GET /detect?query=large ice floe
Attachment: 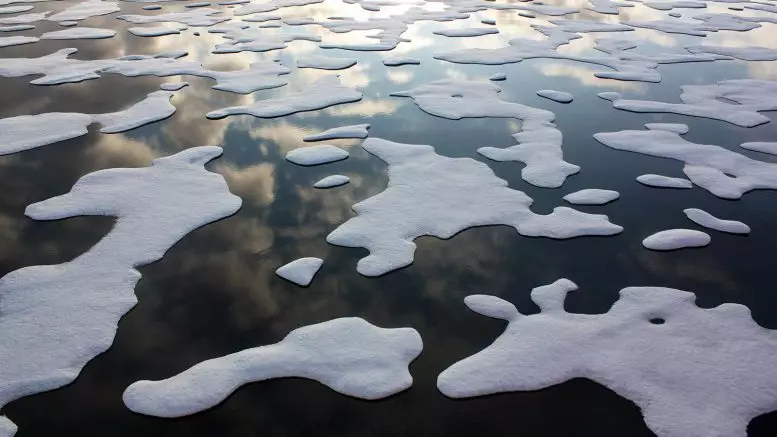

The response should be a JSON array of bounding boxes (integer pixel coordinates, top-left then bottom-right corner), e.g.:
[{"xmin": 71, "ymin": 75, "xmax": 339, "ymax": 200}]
[
  {"xmin": 683, "ymin": 208, "xmax": 750, "ymax": 235},
  {"xmin": 437, "ymin": 279, "xmax": 777, "ymax": 437},
  {"xmin": 327, "ymin": 138, "xmax": 622, "ymax": 276},
  {"xmin": 118, "ymin": 8, "xmax": 229, "ymax": 27},
  {"xmin": 304, "ymin": 124, "xmax": 369, "ymax": 141},
  {"xmin": 599, "ymin": 80, "xmax": 777, "ymax": 127},
  {"xmin": 0, "ymin": 90, "xmax": 176, "ymax": 155},
  {"xmin": 391, "ymin": 80, "xmax": 579, "ymax": 188},
  {"xmin": 47, "ymin": 0, "xmax": 120, "ymax": 22},
  {"xmin": 123, "ymin": 318, "xmax": 423, "ymax": 417},
  {"xmin": 207, "ymin": 22, "xmax": 320, "ymax": 53},
  {"xmin": 594, "ymin": 127, "xmax": 777, "ymax": 199},
  {"xmin": 0, "ymin": 147, "xmax": 241, "ymax": 436}
]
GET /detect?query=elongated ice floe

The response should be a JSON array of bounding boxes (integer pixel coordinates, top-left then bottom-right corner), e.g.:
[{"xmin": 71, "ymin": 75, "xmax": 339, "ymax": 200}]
[
  {"xmin": 0, "ymin": 5, "xmax": 32, "ymax": 14},
  {"xmin": 48, "ymin": 0, "xmax": 120, "ymax": 22},
  {"xmin": 296, "ymin": 55, "xmax": 356, "ymax": 70},
  {"xmin": 686, "ymin": 45, "xmax": 777, "ymax": 61},
  {"xmin": 0, "ymin": 11, "xmax": 49, "ymax": 24},
  {"xmin": 383, "ymin": 57, "xmax": 420, "ymax": 66},
  {"xmin": 118, "ymin": 8, "xmax": 228, "ymax": 27},
  {"xmin": 587, "ymin": 0, "xmax": 633, "ymax": 14},
  {"xmin": 392, "ymin": 80, "xmax": 578, "ymax": 188},
  {"xmin": 683, "ymin": 208, "xmax": 749, "ymax": 235},
  {"xmin": 645, "ymin": 122, "xmax": 688, "ymax": 134},
  {"xmin": 643, "ymin": 229, "xmax": 710, "ymax": 250},
  {"xmin": 0, "ymin": 90, "xmax": 175, "ymax": 155},
  {"xmin": 41, "ymin": 27, "xmax": 116, "ymax": 39},
  {"xmin": 489, "ymin": 73, "xmax": 506, "ymax": 81},
  {"xmin": 636, "ymin": 174, "xmax": 693, "ymax": 189},
  {"xmin": 124, "ymin": 317, "xmax": 422, "ymax": 417},
  {"xmin": 327, "ymin": 138, "xmax": 621, "ymax": 276},
  {"xmin": 209, "ymin": 24, "xmax": 320, "ymax": 53},
  {"xmin": 438, "ymin": 279, "xmax": 777, "ymax": 437},
  {"xmin": 0, "ymin": 35, "xmax": 36, "ymax": 47},
  {"xmin": 314, "ymin": 174, "xmax": 350, "ymax": 188},
  {"xmin": 740, "ymin": 142, "xmax": 777, "ymax": 156},
  {"xmin": 275, "ymin": 257, "xmax": 324, "ymax": 286},
  {"xmin": 207, "ymin": 75, "xmax": 362, "ymax": 119},
  {"xmin": 233, "ymin": 0, "xmax": 323, "ymax": 15},
  {"xmin": 563, "ymin": 189, "xmax": 619, "ymax": 205},
  {"xmin": 128, "ymin": 24, "xmax": 187, "ymax": 36},
  {"xmin": 433, "ymin": 27, "xmax": 498, "ymax": 37},
  {"xmin": 304, "ymin": 124, "xmax": 369, "ymax": 142},
  {"xmin": 0, "ymin": 24, "xmax": 34, "ymax": 31},
  {"xmin": 599, "ymin": 80, "xmax": 777, "ymax": 127},
  {"xmin": 286, "ymin": 145, "xmax": 348, "ymax": 166},
  {"xmin": 0, "ymin": 147, "xmax": 242, "ymax": 436},
  {"xmin": 537, "ymin": 89, "xmax": 573, "ymax": 103},
  {"xmin": 594, "ymin": 127, "xmax": 777, "ymax": 199}
]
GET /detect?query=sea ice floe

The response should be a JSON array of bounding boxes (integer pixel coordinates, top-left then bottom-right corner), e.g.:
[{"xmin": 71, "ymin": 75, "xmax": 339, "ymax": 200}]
[
  {"xmin": 645, "ymin": 123, "xmax": 688, "ymax": 134},
  {"xmin": 594, "ymin": 127, "xmax": 777, "ymax": 199},
  {"xmin": 549, "ymin": 18, "xmax": 633, "ymax": 33},
  {"xmin": 0, "ymin": 11, "xmax": 49, "ymax": 24},
  {"xmin": 129, "ymin": 24, "xmax": 187, "ymax": 36},
  {"xmin": 207, "ymin": 75, "xmax": 362, "ymax": 119},
  {"xmin": 0, "ymin": 147, "xmax": 241, "ymax": 436},
  {"xmin": 297, "ymin": 55, "xmax": 357, "ymax": 70},
  {"xmin": 481, "ymin": 18, "xmax": 495, "ymax": 25},
  {"xmin": 643, "ymin": 229, "xmax": 711, "ymax": 250},
  {"xmin": 314, "ymin": 174, "xmax": 350, "ymax": 188},
  {"xmin": 209, "ymin": 23, "xmax": 320, "ymax": 53},
  {"xmin": 537, "ymin": 89, "xmax": 573, "ymax": 103},
  {"xmin": 123, "ymin": 317, "xmax": 422, "ymax": 417},
  {"xmin": 0, "ymin": 24, "xmax": 34, "ymax": 31},
  {"xmin": 58, "ymin": 21, "xmax": 77, "ymax": 26},
  {"xmin": 286, "ymin": 144, "xmax": 349, "ymax": 166},
  {"xmin": 642, "ymin": 0, "xmax": 705, "ymax": 11},
  {"xmin": 48, "ymin": 0, "xmax": 120, "ymax": 22},
  {"xmin": 433, "ymin": 27, "xmax": 498, "ymax": 37},
  {"xmin": 160, "ymin": 81, "xmax": 188, "ymax": 91},
  {"xmin": 0, "ymin": 35, "xmax": 36, "ymax": 47},
  {"xmin": 636, "ymin": 174, "xmax": 693, "ymax": 189},
  {"xmin": 686, "ymin": 45, "xmax": 777, "ymax": 61},
  {"xmin": 599, "ymin": 80, "xmax": 777, "ymax": 128},
  {"xmin": 118, "ymin": 8, "xmax": 229, "ymax": 27},
  {"xmin": 304, "ymin": 124, "xmax": 369, "ymax": 142},
  {"xmin": 391, "ymin": 80, "xmax": 578, "ymax": 188},
  {"xmin": 437, "ymin": 279, "xmax": 777, "ymax": 437},
  {"xmin": 142, "ymin": 5, "xmax": 161, "ymax": 10},
  {"xmin": 586, "ymin": 0, "xmax": 633, "ymax": 14},
  {"xmin": 489, "ymin": 73, "xmax": 506, "ymax": 81},
  {"xmin": 327, "ymin": 138, "xmax": 621, "ymax": 276},
  {"xmin": 684, "ymin": 208, "xmax": 749, "ymax": 235},
  {"xmin": 0, "ymin": 91, "xmax": 175, "ymax": 155},
  {"xmin": 563, "ymin": 189, "xmax": 619, "ymax": 205},
  {"xmin": 0, "ymin": 5, "xmax": 32, "ymax": 14},
  {"xmin": 740, "ymin": 142, "xmax": 777, "ymax": 156},
  {"xmin": 233, "ymin": 0, "xmax": 323, "ymax": 15},
  {"xmin": 275, "ymin": 257, "xmax": 324, "ymax": 286},
  {"xmin": 185, "ymin": 1, "xmax": 210, "ymax": 7},
  {"xmin": 41, "ymin": 27, "xmax": 116, "ymax": 39},
  {"xmin": 383, "ymin": 57, "xmax": 420, "ymax": 66},
  {"xmin": 625, "ymin": 12, "xmax": 770, "ymax": 36}
]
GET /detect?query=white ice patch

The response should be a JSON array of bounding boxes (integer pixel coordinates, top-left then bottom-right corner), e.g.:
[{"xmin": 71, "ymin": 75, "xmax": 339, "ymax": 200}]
[
  {"xmin": 642, "ymin": 0, "xmax": 705, "ymax": 11},
  {"xmin": 687, "ymin": 45, "xmax": 777, "ymax": 61},
  {"xmin": 438, "ymin": 279, "xmax": 777, "ymax": 437},
  {"xmin": 275, "ymin": 257, "xmax": 324, "ymax": 286},
  {"xmin": 123, "ymin": 317, "xmax": 422, "ymax": 417},
  {"xmin": 740, "ymin": 142, "xmax": 777, "ymax": 156},
  {"xmin": 0, "ymin": 35, "xmax": 36, "ymax": 47},
  {"xmin": 684, "ymin": 208, "xmax": 749, "ymax": 235},
  {"xmin": 209, "ymin": 23, "xmax": 320, "ymax": 53},
  {"xmin": 392, "ymin": 80, "xmax": 578, "ymax": 188},
  {"xmin": 645, "ymin": 123, "xmax": 688, "ymax": 134},
  {"xmin": 129, "ymin": 24, "xmax": 187, "ymax": 36},
  {"xmin": 142, "ymin": 5, "xmax": 161, "ymax": 10},
  {"xmin": 0, "ymin": 91, "xmax": 175, "ymax": 155},
  {"xmin": 599, "ymin": 80, "xmax": 777, "ymax": 128},
  {"xmin": 594, "ymin": 127, "xmax": 777, "ymax": 199},
  {"xmin": 587, "ymin": 0, "xmax": 633, "ymax": 15},
  {"xmin": 563, "ymin": 189, "xmax": 619, "ymax": 205},
  {"xmin": 327, "ymin": 138, "xmax": 622, "ymax": 276},
  {"xmin": 0, "ymin": 11, "xmax": 49, "ymax": 24},
  {"xmin": 481, "ymin": 18, "xmax": 495, "ymax": 25},
  {"xmin": 160, "ymin": 81, "xmax": 188, "ymax": 91},
  {"xmin": 118, "ymin": 8, "xmax": 228, "ymax": 27},
  {"xmin": 286, "ymin": 144, "xmax": 348, "ymax": 166},
  {"xmin": 383, "ymin": 57, "xmax": 420, "ymax": 66},
  {"xmin": 233, "ymin": 0, "xmax": 323, "ymax": 15},
  {"xmin": 207, "ymin": 75, "xmax": 362, "ymax": 119},
  {"xmin": 489, "ymin": 73, "xmax": 506, "ymax": 81},
  {"xmin": 297, "ymin": 55, "xmax": 357, "ymax": 70},
  {"xmin": 0, "ymin": 5, "xmax": 32, "ymax": 14},
  {"xmin": 537, "ymin": 89, "xmax": 573, "ymax": 103},
  {"xmin": 314, "ymin": 174, "xmax": 350, "ymax": 188},
  {"xmin": 0, "ymin": 147, "xmax": 241, "ymax": 435},
  {"xmin": 304, "ymin": 124, "xmax": 369, "ymax": 142},
  {"xmin": 185, "ymin": 1, "xmax": 210, "ymax": 7},
  {"xmin": 433, "ymin": 27, "xmax": 498, "ymax": 37},
  {"xmin": 643, "ymin": 229, "xmax": 710, "ymax": 250},
  {"xmin": 48, "ymin": 0, "xmax": 120, "ymax": 22},
  {"xmin": 0, "ymin": 24, "xmax": 34, "ymax": 31},
  {"xmin": 41, "ymin": 27, "xmax": 116, "ymax": 39},
  {"xmin": 636, "ymin": 174, "xmax": 692, "ymax": 189}
]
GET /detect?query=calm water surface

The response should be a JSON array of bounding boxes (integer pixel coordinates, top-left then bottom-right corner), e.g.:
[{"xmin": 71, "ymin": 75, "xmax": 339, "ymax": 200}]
[{"xmin": 2, "ymin": 0, "xmax": 777, "ymax": 435}]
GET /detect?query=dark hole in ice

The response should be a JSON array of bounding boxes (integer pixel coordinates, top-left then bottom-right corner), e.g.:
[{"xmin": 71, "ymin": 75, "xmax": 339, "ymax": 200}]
[{"xmin": 649, "ymin": 317, "xmax": 665, "ymax": 325}]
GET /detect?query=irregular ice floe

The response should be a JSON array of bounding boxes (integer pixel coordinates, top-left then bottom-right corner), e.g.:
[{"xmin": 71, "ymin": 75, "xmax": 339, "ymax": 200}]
[
  {"xmin": 128, "ymin": 24, "xmax": 187, "ymax": 36},
  {"xmin": 41, "ymin": 27, "xmax": 116, "ymax": 39},
  {"xmin": 118, "ymin": 8, "xmax": 228, "ymax": 26},
  {"xmin": 0, "ymin": 24, "xmax": 34, "ymax": 31},
  {"xmin": 207, "ymin": 75, "xmax": 362, "ymax": 119},
  {"xmin": 242, "ymin": 14, "xmax": 281, "ymax": 22},
  {"xmin": 549, "ymin": 18, "xmax": 633, "ymax": 33},
  {"xmin": 645, "ymin": 122, "xmax": 688, "ymax": 134},
  {"xmin": 383, "ymin": 56, "xmax": 420, "ymax": 66},
  {"xmin": 625, "ymin": 13, "xmax": 772, "ymax": 36},
  {"xmin": 437, "ymin": 279, "xmax": 777, "ymax": 437},
  {"xmin": 741, "ymin": 142, "xmax": 777, "ymax": 156},
  {"xmin": 275, "ymin": 257, "xmax": 324, "ymax": 286},
  {"xmin": 48, "ymin": 0, "xmax": 120, "ymax": 22},
  {"xmin": 586, "ymin": 0, "xmax": 633, "ymax": 15},
  {"xmin": 304, "ymin": 124, "xmax": 369, "ymax": 141},
  {"xmin": 643, "ymin": 229, "xmax": 710, "ymax": 250},
  {"xmin": 233, "ymin": 0, "xmax": 323, "ymax": 15},
  {"xmin": 684, "ymin": 208, "xmax": 749, "ymax": 235},
  {"xmin": 433, "ymin": 27, "xmax": 498, "ymax": 37},
  {"xmin": 537, "ymin": 89, "xmax": 573, "ymax": 103},
  {"xmin": 686, "ymin": 45, "xmax": 777, "ymax": 61},
  {"xmin": 160, "ymin": 81, "xmax": 188, "ymax": 91},
  {"xmin": 314, "ymin": 174, "xmax": 350, "ymax": 188},
  {"xmin": 642, "ymin": 0, "xmax": 705, "ymax": 11},
  {"xmin": 286, "ymin": 144, "xmax": 349, "ymax": 166},
  {"xmin": 0, "ymin": 147, "xmax": 241, "ymax": 435},
  {"xmin": 58, "ymin": 21, "xmax": 77, "ymax": 26},
  {"xmin": 327, "ymin": 138, "xmax": 622, "ymax": 276},
  {"xmin": 0, "ymin": 91, "xmax": 175, "ymax": 155},
  {"xmin": 0, "ymin": 11, "xmax": 49, "ymax": 24},
  {"xmin": 392, "ymin": 80, "xmax": 578, "ymax": 188},
  {"xmin": 599, "ymin": 80, "xmax": 777, "ymax": 128},
  {"xmin": 0, "ymin": 35, "xmax": 36, "ymax": 47},
  {"xmin": 0, "ymin": 5, "xmax": 32, "ymax": 14},
  {"xmin": 489, "ymin": 73, "xmax": 506, "ymax": 81},
  {"xmin": 185, "ymin": 1, "xmax": 210, "ymax": 7},
  {"xmin": 637, "ymin": 174, "xmax": 693, "ymax": 189},
  {"xmin": 297, "ymin": 55, "xmax": 357, "ymax": 70},
  {"xmin": 208, "ymin": 23, "xmax": 320, "ymax": 53},
  {"xmin": 595, "ymin": 128, "xmax": 777, "ymax": 199},
  {"xmin": 123, "ymin": 317, "xmax": 422, "ymax": 417},
  {"xmin": 563, "ymin": 189, "xmax": 619, "ymax": 205}
]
